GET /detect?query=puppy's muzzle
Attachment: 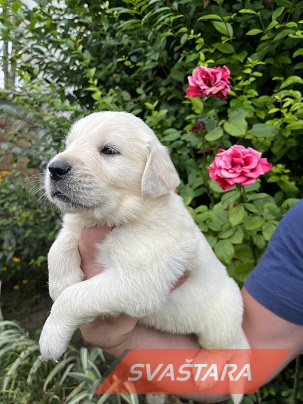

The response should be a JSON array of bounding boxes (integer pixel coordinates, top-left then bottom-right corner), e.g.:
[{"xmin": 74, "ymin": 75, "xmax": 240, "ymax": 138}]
[{"xmin": 48, "ymin": 161, "xmax": 71, "ymax": 182}]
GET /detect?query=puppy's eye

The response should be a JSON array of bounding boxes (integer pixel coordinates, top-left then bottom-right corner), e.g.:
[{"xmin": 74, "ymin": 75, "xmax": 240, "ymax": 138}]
[{"xmin": 100, "ymin": 146, "xmax": 120, "ymax": 155}]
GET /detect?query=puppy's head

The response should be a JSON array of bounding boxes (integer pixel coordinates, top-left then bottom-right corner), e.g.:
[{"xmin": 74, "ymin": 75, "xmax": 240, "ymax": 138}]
[{"xmin": 45, "ymin": 111, "xmax": 179, "ymax": 224}]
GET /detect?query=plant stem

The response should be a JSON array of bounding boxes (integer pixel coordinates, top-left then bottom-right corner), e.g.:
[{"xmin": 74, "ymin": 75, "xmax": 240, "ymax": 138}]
[
  {"xmin": 201, "ymin": 130, "xmax": 207, "ymax": 168},
  {"xmin": 212, "ymin": 97, "xmax": 219, "ymax": 122},
  {"xmin": 258, "ymin": 12, "xmax": 266, "ymax": 32},
  {"xmin": 241, "ymin": 186, "xmax": 248, "ymax": 204}
]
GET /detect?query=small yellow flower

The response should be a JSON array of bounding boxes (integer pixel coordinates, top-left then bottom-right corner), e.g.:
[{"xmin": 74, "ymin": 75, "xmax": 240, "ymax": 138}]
[
  {"xmin": 8, "ymin": 246, "xmax": 13, "ymax": 251},
  {"xmin": 1, "ymin": 171, "xmax": 10, "ymax": 176},
  {"xmin": 13, "ymin": 284, "xmax": 19, "ymax": 291},
  {"xmin": 2, "ymin": 267, "xmax": 7, "ymax": 272},
  {"xmin": 12, "ymin": 257, "xmax": 21, "ymax": 263},
  {"xmin": 22, "ymin": 279, "xmax": 28, "ymax": 285}
]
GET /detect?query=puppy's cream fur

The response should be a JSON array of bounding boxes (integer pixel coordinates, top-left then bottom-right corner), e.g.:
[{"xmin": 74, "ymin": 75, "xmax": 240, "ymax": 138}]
[{"xmin": 40, "ymin": 112, "xmax": 249, "ymax": 403}]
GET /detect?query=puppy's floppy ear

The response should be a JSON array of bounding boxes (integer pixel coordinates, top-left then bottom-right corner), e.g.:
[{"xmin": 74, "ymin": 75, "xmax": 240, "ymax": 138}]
[{"xmin": 141, "ymin": 143, "xmax": 180, "ymax": 198}]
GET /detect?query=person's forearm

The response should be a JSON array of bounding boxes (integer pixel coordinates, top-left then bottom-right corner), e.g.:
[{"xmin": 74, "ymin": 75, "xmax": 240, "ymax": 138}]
[
  {"xmin": 105, "ymin": 323, "xmax": 199, "ymax": 357},
  {"xmin": 106, "ymin": 325, "xmax": 228, "ymax": 403}
]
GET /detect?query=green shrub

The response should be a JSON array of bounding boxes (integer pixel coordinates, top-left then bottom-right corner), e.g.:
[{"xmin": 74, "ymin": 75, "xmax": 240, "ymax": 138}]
[
  {"xmin": 2, "ymin": 0, "xmax": 303, "ymax": 283},
  {"xmin": 0, "ymin": 169, "xmax": 58, "ymax": 297}
]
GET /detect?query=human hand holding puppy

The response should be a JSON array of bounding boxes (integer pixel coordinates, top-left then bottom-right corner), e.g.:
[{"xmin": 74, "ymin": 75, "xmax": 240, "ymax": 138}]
[
  {"xmin": 79, "ymin": 226, "xmax": 192, "ymax": 355},
  {"xmin": 79, "ymin": 226, "xmax": 138, "ymax": 353}
]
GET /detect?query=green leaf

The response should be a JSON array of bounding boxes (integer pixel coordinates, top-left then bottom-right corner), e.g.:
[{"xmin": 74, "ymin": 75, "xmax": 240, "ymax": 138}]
[
  {"xmin": 180, "ymin": 33, "xmax": 188, "ymax": 45},
  {"xmin": 170, "ymin": 68, "xmax": 185, "ymax": 82},
  {"xmin": 239, "ymin": 9, "xmax": 258, "ymax": 14},
  {"xmin": 250, "ymin": 123, "xmax": 277, "ymax": 138},
  {"xmin": 244, "ymin": 203, "xmax": 259, "ymax": 213},
  {"xmin": 285, "ymin": 22, "xmax": 297, "ymax": 28},
  {"xmin": 262, "ymin": 222, "xmax": 276, "ymax": 241},
  {"xmin": 253, "ymin": 234, "xmax": 266, "ymax": 249},
  {"xmin": 213, "ymin": 21, "xmax": 233, "ymax": 38},
  {"xmin": 229, "ymin": 226, "xmax": 244, "ymax": 244},
  {"xmin": 221, "ymin": 190, "xmax": 241, "ymax": 208},
  {"xmin": 122, "ymin": 90, "xmax": 131, "ymax": 101},
  {"xmin": 162, "ymin": 129, "xmax": 181, "ymax": 142},
  {"xmin": 243, "ymin": 182, "xmax": 260, "ymax": 193},
  {"xmin": 232, "ymin": 261, "xmax": 254, "ymax": 282},
  {"xmin": 229, "ymin": 108, "xmax": 248, "ymax": 120},
  {"xmin": 281, "ymin": 198, "xmax": 300, "ymax": 211},
  {"xmin": 199, "ymin": 14, "xmax": 223, "ymax": 21},
  {"xmin": 205, "ymin": 127, "xmax": 223, "ymax": 142},
  {"xmin": 235, "ymin": 244, "xmax": 254, "ymax": 264},
  {"xmin": 207, "ymin": 209, "xmax": 228, "ymax": 231},
  {"xmin": 214, "ymin": 43, "xmax": 235, "ymax": 54},
  {"xmin": 12, "ymin": 1, "xmax": 21, "ymax": 13},
  {"xmin": 277, "ymin": 55, "xmax": 291, "ymax": 64},
  {"xmin": 205, "ymin": 234, "xmax": 217, "ymax": 248},
  {"xmin": 280, "ymin": 76, "xmax": 303, "ymax": 89},
  {"xmin": 232, "ymin": 51, "xmax": 248, "ymax": 62},
  {"xmin": 246, "ymin": 29, "xmax": 263, "ymax": 35},
  {"xmin": 263, "ymin": 203, "xmax": 280, "ymax": 220},
  {"xmin": 272, "ymin": 7, "xmax": 285, "ymax": 21},
  {"xmin": 229, "ymin": 204, "xmax": 246, "ymax": 226},
  {"xmin": 266, "ymin": 20, "xmax": 279, "ymax": 31},
  {"xmin": 293, "ymin": 48, "xmax": 303, "ymax": 58},
  {"xmin": 214, "ymin": 239, "xmax": 235, "ymax": 264},
  {"xmin": 244, "ymin": 216, "xmax": 265, "ymax": 231},
  {"xmin": 224, "ymin": 118, "xmax": 247, "ymax": 137},
  {"xmin": 190, "ymin": 97, "xmax": 204, "ymax": 114},
  {"xmin": 218, "ymin": 227, "xmax": 237, "ymax": 239}
]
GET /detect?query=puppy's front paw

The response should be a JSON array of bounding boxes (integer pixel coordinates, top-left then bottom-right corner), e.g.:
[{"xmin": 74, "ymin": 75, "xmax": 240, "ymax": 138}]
[{"xmin": 39, "ymin": 316, "xmax": 71, "ymax": 361}]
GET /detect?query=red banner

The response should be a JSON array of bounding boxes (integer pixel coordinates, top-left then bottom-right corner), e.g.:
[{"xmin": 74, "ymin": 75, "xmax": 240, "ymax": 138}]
[{"xmin": 94, "ymin": 349, "xmax": 291, "ymax": 396}]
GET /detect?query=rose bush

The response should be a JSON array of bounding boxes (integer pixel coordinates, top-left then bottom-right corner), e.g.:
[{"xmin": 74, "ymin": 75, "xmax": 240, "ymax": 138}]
[
  {"xmin": 208, "ymin": 145, "xmax": 272, "ymax": 191},
  {"xmin": 186, "ymin": 66, "xmax": 230, "ymax": 99}
]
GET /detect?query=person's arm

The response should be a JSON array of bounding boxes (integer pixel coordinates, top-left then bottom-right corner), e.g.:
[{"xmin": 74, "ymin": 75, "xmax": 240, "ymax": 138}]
[{"xmin": 241, "ymin": 287, "xmax": 303, "ymax": 382}]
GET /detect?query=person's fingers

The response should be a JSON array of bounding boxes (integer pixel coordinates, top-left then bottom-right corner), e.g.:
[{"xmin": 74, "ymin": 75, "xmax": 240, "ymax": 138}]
[
  {"xmin": 78, "ymin": 226, "xmax": 112, "ymax": 278},
  {"xmin": 79, "ymin": 226, "xmax": 111, "ymax": 256}
]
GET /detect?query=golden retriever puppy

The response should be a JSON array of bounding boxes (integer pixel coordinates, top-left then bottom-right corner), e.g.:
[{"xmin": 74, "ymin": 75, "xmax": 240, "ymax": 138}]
[{"xmin": 40, "ymin": 111, "xmax": 249, "ymax": 403}]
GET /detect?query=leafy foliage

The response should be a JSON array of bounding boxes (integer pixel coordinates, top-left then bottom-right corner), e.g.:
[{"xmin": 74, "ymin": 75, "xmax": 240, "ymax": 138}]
[
  {"xmin": 0, "ymin": 304, "xmax": 138, "ymax": 403},
  {"xmin": 1, "ymin": 0, "xmax": 303, "ymax": 283},
  {"xmin": 0, "ymin": 168, "xmax": 58, "ymax": 296}
]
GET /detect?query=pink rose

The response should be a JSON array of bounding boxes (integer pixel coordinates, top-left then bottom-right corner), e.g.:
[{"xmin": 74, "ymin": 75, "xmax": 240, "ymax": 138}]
[
  {"xmin": 186, "ymin": 66, "xmax": 231, "ymax": 99},
  {"xmin": 208, "ymin": 145, "xmax": 272, "ymax": 191}
]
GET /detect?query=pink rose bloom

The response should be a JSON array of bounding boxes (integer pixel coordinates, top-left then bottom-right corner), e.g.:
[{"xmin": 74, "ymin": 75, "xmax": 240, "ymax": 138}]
[
  {"xmin": 186, "ymin": 66, "xmax": 231, "ymax": 99},
  {"xmin": 208, "ymin": 145, "xmax": 272, "ymax": 191}
]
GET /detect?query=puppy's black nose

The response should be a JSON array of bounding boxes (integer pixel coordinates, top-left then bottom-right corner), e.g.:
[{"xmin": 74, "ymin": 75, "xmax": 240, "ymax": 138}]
[{"xmin": 48, "ymin": 161, "xmax": 71, "ymax": 181}]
